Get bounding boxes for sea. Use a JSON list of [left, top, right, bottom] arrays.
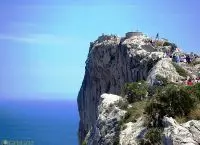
[[0, 98, 79, 145]]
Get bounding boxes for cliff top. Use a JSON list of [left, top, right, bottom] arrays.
[[89, 32, 182, 54]]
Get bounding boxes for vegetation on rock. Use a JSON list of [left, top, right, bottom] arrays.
[[82, 140, 87, 145], [145, 84, 197, 122], [172, 62, 188, 77], [120, 100, 147, 125], [122, 81, 148, 103], [119, 80, 200, 144], [140, 128, 163, 145], [117, 99, 128, 110], [155, 75, 169, 86]]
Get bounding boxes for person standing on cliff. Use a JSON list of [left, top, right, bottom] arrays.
[[155, 33, 159, 40], [186, 55, 191, 64]]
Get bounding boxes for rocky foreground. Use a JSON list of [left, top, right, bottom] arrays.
[[84, 93, 200, 145], [77, 32, 200, 145]]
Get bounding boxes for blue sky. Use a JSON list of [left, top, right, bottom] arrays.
[[0, 0, 199, 100]]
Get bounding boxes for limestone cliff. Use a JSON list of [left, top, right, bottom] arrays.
[[77, 32, 199, 144], [78, 32, 172, 143], [85, 94, 126, 145]]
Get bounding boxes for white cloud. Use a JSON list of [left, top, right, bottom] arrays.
[[0, 33, 70, 45], [0, 34, 36, 43]]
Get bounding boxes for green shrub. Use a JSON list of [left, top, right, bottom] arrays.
[[116, 99, 128, 110], [146, 84, 197, 121], [175, 116, 187, 124], [188, 108, 200, 120], [140, 128, 162, 145], [188, 103, 200, 120], [160, 85, 195, 116], [163, 41, 171, 47], [145, 82, 200, 127], [121, 100, 147, 124], [82, 140, 87, 145], [172, 62, 188, 77], [145, 128, 162, 144], [155, 40, 164, 47], [176, 103, 200, 123], [147, 85, 163, 98], [123, 81, 148, 103], [189, 83, 200, 100], [155, 75, 169, 86]]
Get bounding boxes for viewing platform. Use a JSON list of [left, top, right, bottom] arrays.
[[125, 32, 143, 38]]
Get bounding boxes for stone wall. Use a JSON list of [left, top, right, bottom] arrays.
[[125, 32, 143, 38]]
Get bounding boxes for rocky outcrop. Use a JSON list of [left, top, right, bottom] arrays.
[[85, 94, 126, 145], [120, 117, 147, 145], [77, 33, 167, 143], [162, 117, 200, 145], [84, 96, 200, 145], [180, 62, 200, 79], [147, 58, 183, 85]]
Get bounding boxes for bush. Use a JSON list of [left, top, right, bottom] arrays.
[[140, 128, 162, 145], [161, 85, 195, 116], [188, 103, 200, 120], [145, 128, 162, 144], [121, 100, 147, 124], [155, 75, 169, 86], [155, 40, 164, 47], [145, 84, 196, 123], [175, 116, 187, 124], [147, 85, 164, 98], [172, 62, 188, 77], [188, 108, 200, 120], [82, 140, 87, 145], [145, 82, 200, 127], [163, 41, 171, 47], [116, 99, 128, 110], [123, 81, 148, 103], [190, 83, 200, 100]]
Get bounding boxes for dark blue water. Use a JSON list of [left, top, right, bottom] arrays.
[[0, 99, 79, 145]]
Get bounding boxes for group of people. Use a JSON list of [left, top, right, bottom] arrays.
[[171, 52, 196, 64], [180, 71, 200, 86], [182, 76, 200, 86], [145, 33, 199, 64], [172, 54, 186, 63]]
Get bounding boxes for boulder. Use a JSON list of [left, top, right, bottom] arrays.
[[147, 58, 183, 85], [85, 94, 126, 145], [120, 117, 147, 145], [162, 117, 200, 145]]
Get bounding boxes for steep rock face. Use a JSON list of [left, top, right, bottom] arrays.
[[162, 117, 200, 145], [85, 93, 126, 145], [77, 33, 165, 142]]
